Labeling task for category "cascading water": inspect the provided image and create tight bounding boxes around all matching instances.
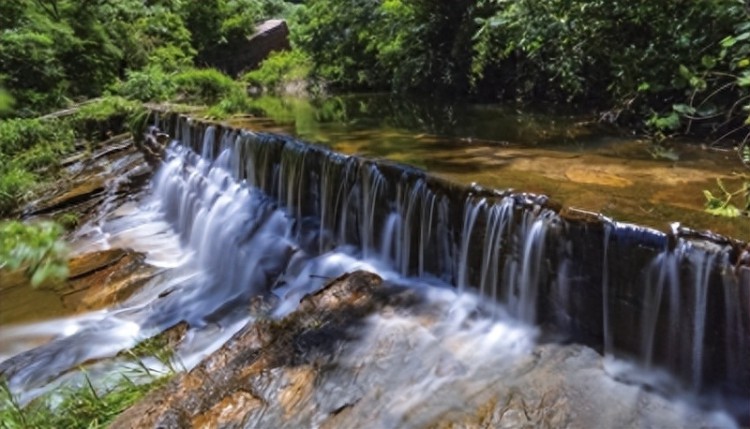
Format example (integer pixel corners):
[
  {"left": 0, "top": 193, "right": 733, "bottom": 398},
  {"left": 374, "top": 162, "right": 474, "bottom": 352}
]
[{"left": 1, "top": 116, "right": 748, "bottom": 424}]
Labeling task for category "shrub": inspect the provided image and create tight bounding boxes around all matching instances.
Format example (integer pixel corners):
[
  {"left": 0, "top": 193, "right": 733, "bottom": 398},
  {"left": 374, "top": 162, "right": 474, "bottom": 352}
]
[
  {"left": 0, "top": 119, "right": 74, "bottom": 160},
  {"left": 174, "top": 68, "right": 239, "bottom": 104},
  {"left": 70, "top": 96, "right": 148, "bottom": 139},
  {"left": 0, "top": 221, "right": 69, "bottom": 287},
  {"left": 115, "top": 66, "right": 177, "bottom": 102},
  {"left": 206, "top": 91, "right": 254, "bottom": 118},
  {"left": 242, "top": 50, "right": 312, "bottom": 92},
  {"left": 0, "top": 168, "right": 36, "bottom": 216},
  {"left": 0, "top": 88, "right": 14, "bottom": 116}
]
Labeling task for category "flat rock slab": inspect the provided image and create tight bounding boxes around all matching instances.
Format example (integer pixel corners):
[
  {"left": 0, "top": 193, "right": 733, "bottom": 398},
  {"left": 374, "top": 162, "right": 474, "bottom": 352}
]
[{"left": 62, "top": 249, "right": 158, "bottom": 312}]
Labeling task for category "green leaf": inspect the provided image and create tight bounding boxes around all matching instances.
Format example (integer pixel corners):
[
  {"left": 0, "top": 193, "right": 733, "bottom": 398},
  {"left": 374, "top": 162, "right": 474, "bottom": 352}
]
[
  {"left": 701, "top": 55, "right": 716, "bottom": 69},
  {"left": 689, "top": 76, "right": 707, "bottom": 91},
  {"left": 678, "top": 64, "right": 692, "bottom": 80},
  {"left": 721, "top": 36, "right": 737, "bottom": 48},
  {"left": 650, "top": 112, "right": 681, "bottom": 131},
  {"left": 738, "top": 72, "right": 750, "bottom": 87},
  {"left": 672, "top": 103, "right": 696, "bottom": 115},
  {"left": 705, "top": 204, "right": 741, "bottom": 217}
]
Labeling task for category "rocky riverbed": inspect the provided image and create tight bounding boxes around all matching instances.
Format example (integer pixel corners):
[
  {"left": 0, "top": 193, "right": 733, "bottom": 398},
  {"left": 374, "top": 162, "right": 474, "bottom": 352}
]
[{"left": 112, "top": 271, "right": 736, "bottom": 428}]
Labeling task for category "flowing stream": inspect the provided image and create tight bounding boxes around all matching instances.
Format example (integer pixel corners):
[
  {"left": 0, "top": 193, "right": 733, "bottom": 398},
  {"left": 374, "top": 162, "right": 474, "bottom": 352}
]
[{"left": 0, "top": 112, "right": 748, "bottom": 425}]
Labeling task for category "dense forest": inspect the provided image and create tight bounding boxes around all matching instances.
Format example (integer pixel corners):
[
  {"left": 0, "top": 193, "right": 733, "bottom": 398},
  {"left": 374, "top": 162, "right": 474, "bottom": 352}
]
[
  {"left": 2, "top": 0, "right": 750, "bottom": 281},
  {"left": 2, "top": 1, "right": 750, "bottom": 135}
]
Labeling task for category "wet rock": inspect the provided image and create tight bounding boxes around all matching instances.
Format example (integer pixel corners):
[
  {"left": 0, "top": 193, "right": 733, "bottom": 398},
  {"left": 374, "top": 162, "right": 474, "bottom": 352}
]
[
  {"left": 111, "top": 271, "right": 417, "bottom": 428},
  {"left": 0, "top": 249, "right": 159, "bottom": 326},
  {"left": 62, "top": 249, "right": 158, "bottom": 311},
  {"left": 24, "top": 137, "right": 151, "bottom": 221},
  {"left": 31, "top": 176, "right": 106, "bottom": 215},
  {"left": 68, "top": 248, "right": 128, "bottom": 278},
  {"left": 138, "top": 127, "right": 169, "bottom": 166},
  {"left": 112, "top": 271, "right": 733, "bottom": 429}
]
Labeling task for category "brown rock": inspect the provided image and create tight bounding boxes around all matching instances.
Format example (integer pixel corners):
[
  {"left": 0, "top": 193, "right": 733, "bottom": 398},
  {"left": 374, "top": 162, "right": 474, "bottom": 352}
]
[
  {"left": 111, "top": 271, "right": 407, "bottom": 429},
  {"left": 63, "top": 249, "right": 158, "bottom": 311},
  {"left": 203, "top": 19, "right": 291, "bottom": 76}
]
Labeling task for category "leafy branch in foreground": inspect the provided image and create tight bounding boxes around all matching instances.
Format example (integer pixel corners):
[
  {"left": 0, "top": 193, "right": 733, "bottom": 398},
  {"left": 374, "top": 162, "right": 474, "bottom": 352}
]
[
  {"left": 703, "top": 177, "right": 750, "bottom": 218},
  {"left": 0, "top": 221, "right": 69, "bottom": 287}
]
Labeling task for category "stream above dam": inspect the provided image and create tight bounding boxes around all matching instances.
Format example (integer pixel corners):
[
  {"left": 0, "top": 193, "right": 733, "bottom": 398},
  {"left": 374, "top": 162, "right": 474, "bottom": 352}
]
[{"left": 231, "top": 94, "right": 750, "bottom": 241}]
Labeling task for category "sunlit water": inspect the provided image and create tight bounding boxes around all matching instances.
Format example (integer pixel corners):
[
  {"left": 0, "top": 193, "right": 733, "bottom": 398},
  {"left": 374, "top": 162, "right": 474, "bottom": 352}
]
[{"left": 232, "top": 94, "right": 749, "bottom": 240}]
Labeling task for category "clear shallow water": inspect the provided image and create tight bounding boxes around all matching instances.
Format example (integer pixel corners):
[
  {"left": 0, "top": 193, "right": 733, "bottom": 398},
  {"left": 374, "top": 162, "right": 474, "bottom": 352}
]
[{"left": 231, "top": 94, "right": 749, "bottom": 241}]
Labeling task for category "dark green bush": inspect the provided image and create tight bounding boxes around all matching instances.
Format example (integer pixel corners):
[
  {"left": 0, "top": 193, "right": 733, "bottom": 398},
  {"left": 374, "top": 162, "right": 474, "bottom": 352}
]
[
  {"left": 242, "top": 50, "right": 312, "bottom": 92},
  {"left": 294, "top": 0, "right": 750, "bottom": 137},
  {"left": 0, "top": 119, "right": 74, "bottom": 160},
  {"left": 115, "top": 66, "right": 177, "bottom": 103},
  {"left": 174, "top": 68, "right": 240, "bottom": 104},
  {"left": 0, "top": 118, "right": 75, "bottom": 214},
  {"left": 70, "top": 96, "right": 148, "bottom": 140},
  {"left": 0, "top": 168, "right": 37, "bottom": 216}
]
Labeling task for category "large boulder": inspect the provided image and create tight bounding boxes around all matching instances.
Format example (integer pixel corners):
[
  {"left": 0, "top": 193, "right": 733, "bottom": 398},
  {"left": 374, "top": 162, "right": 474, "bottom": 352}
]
[{"left": 205, "top": 19, "right": 291, "bottom": 76}]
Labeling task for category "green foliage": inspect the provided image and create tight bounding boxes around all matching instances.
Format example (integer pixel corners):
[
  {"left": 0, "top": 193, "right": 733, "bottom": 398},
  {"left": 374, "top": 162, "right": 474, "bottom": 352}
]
[
  {"left": 703, "top": 178, "right": 750, "bottom": 217},
  {"left": 242, "top": 50, "right": 312, "bottom": 92},
  {"left": 0, "top": 221, "right": 69, "bottom": 287},
  {"left": 293, "top": 0, "right": 386, "bottom": 89},
  {"left": 115, "top": 66, "right": 177, "bottom": 102},
  {"left": 294, "top": 0, "right": 750, "bottom": 139},
  {"left": 70, "top": 96, "right": 148, "bottom": 140},
  {"left": 0, "top": 118, "right": 75, "bottom": 213},
  {"left": 0, "top": 27, "right": 68, "bottom": 115},
  {"left": 0, "top": 336, "right": 177, "bottom": 429},
  {"left": 0, "top": 118, "right": 74, "bottom": 160},
  {"left": 0, "top": 88, "right": 15, "bottom": 116},
  {"left": 174, "top": 68, "right": 240, "bottom": 104},
  {"left": 186, "top": 0, "right": 294, "bottom": 63},
  {"left": 73, "top": 97, "right": 143, "bottom": 124},
  {"left": 54, "top": 212, "right": 80, "bottom": 230},
  {"left": 206, "top": 91, "right": 254, "bottom": 118},
  {"left": 0, "top": 168, "right": 37, "bottom": 216}
]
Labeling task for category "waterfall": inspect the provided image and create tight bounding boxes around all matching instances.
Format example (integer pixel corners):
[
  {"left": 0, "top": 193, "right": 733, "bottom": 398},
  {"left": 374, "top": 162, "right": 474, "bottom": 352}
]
[
  {"left": 161, "top": 118, "right": 746, "bottom": 399},
  {"left": 133, "top": 117, "right": 750, "bottom": 404},
  {"left": 3, "top": 115, "right": 746, "bottom": 419}
]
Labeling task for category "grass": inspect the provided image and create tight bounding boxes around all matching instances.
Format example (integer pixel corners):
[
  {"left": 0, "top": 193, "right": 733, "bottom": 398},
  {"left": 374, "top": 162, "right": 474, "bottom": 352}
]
[{"left": 0, "top": 335, "right": 179, "bottom": 429}]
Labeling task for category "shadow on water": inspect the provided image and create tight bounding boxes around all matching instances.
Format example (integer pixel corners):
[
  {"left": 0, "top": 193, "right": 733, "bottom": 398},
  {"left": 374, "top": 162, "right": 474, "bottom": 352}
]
[{"left": 238, "top": 93, "right": 602, "bottom": 148}]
